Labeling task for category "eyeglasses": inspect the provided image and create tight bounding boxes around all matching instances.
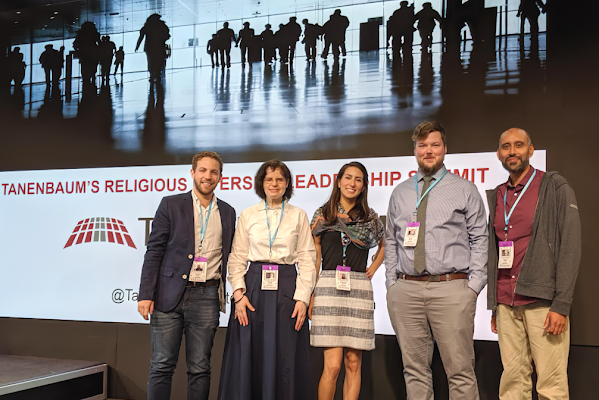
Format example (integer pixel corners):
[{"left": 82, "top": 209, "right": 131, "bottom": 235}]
[{"left": 264, "top": 177, "right": 286, "bottom": 185}]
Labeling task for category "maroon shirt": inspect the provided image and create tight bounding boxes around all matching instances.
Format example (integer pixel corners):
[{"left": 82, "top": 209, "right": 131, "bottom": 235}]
[{"left": 494, "top": 166, "right": 545, "bottom": 306}]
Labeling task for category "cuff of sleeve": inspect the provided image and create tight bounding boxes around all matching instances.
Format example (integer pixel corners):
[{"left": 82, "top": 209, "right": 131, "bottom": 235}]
[
  {"left": 293, "top": 291, "right": 311, "bottom": 305},
  {"left": 293, "top": 298, "right": 309, "bottom": 308},
  {"left": 468, "top": 279, "right": 484, "bottom": 295},
  {"left": 385, "top": 278, "right": 396, "bottom": 289},
  {"left": 550, "top": 300, "right": 571, "bottom": 316},
  {"left": 229, "top": 279, "right": 247, "bottom": 295}
]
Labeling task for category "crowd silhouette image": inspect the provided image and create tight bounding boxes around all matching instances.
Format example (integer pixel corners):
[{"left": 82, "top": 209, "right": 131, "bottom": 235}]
[
  {"left": 0, "top": 0, "right": 551, "bottom": 142},
  {"left": 3, "top": 2, "right": 542, "bottom": 92}
]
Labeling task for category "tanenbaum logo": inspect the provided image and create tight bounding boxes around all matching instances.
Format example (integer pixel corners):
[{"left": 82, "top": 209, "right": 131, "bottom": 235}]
[{"left": 64, "top": 217, "right": 136, "bottom": 249}]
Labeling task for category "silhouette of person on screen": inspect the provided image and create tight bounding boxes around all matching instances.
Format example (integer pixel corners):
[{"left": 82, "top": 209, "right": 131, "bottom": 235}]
[
  {"left": 99, "top": 35, "right": 116, "bottom": 83},
  {"left": 415, "top": 2, "right": 443, "bottom": 52},
  {"left": 322, "top": 9, "right": 349, "bottom": 58},
  {"left": 387, "top": 1, "right": 416, "bottom": 59},
  {"left": 113, "top": 46, "right": 125, "bottom": 75},
  {"left": 8, "top": 47, "right": 26, "bottom": 87},
  {"left": 39, "top": 44, "right": 64, "bottom": 86},
  {"left": 285, "top": 17, "right": 302, "bottom": 64},
  {"left": 261, "top": 24, "right": 276, "bottom": 64},
  {"left": 217, "top": 22, "right": 236, "bottom": 69},
  {"left": 238, "top": 22, "right": 255, "bottom": 67},
  {"left": 135, "top": 14, "right": 170, "bottom": 81},
  {"left": 275, "top": 24, "right": 288, "bottom": 63},
  {"left": 302, "top": 19, "right": 321, "bottom": 61},
  {"left": 518, "top": 0, "right": 546, "bottom": 36},
  {"left": 73, "top": 21, "right": 100, "bottom": 86},
  {"left": 207, "top": 34, "right": 219, "bottom": 68}
]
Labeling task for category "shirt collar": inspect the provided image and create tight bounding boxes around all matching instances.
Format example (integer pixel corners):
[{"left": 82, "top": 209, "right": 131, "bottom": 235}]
[
  {"left": 260, "top": 199, "right": 287, "bottom": 212},
  {"left": 506, "top": 166, "right": 535, "bottom": 189},
  {"left": 192, "top": 191, "right": 218, "bottom": 210},
  {"left": 417, "top": 164, "right": 447, "bottom": 182}
]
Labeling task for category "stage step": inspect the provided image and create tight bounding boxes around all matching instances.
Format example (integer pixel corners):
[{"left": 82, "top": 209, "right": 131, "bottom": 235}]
[{"left": 0, "top": 355, "right": 107, "bottom": 399}]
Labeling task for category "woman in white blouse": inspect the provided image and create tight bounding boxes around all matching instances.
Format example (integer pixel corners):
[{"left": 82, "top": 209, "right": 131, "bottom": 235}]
[{"left": 218, "top": 160, "right": 316, "bottom": 400}]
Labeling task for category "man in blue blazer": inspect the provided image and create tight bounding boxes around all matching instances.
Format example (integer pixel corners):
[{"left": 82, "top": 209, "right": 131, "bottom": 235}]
[{"left": 138, "top": 151, "right": 236, "bottom": 400}]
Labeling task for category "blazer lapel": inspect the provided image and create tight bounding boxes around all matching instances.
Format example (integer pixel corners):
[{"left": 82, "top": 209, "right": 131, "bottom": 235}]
[
  {"left": 217, "top": 199, "right": 229, "bottom": 240},
  {"left": 183, "top": 191, "right": 194, "bottom": 241}
]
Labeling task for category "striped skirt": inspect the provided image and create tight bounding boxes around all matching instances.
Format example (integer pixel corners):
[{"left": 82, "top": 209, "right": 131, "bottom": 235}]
[{"left": 310, "top": 270, "right": 375, "bottom": 351}]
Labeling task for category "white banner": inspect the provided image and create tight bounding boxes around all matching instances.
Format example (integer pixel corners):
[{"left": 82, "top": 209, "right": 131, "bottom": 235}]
[{"left": 0, "top": 151, "right": 546, "bottom": 340}]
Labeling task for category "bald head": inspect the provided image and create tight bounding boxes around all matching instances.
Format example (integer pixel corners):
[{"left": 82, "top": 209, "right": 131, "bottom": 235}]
[
  {"left": 499, "top": 128, "right": 531, "bottom": 147},
  {"left": 497, "top": 127, "right": 534, "bottom": 175}
]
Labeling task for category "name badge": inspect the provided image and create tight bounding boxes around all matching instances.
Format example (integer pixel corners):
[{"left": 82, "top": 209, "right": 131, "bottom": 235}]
[
  {"left": 336, "top": 266, "right": 351, "bottom": 291},
  {"left": 498, "top": 241, "right": 514, "bottom": 269},
  {"left": 403, "top": 222, "right": 420, "bottom": 247},
  {"left": 261, "top": 265, "right": 279, "bottom": 290},
  {"left": 190, "top": 256, "right": 208, "bottom": 282}
]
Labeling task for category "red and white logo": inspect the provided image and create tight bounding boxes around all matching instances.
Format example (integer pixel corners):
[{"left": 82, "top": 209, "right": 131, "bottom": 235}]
[{"left": 64, "top": 217, "right": 136, "bottom": 249}]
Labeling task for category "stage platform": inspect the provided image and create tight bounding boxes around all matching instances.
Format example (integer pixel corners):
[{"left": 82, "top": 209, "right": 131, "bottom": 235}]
[{"left": 0, "top": 355, "right": 107, "bottom": 399}]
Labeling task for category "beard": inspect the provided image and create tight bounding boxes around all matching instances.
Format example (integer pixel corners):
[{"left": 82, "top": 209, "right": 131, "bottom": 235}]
[
  {"left": 417, "top": 157, "right": 444, "bottom": 174},
  {"left": 194, "top": 178, "right": 216, "bottom": 196},
  {"left": 502, "top": 155, "right": 529, "bottom": 174}
]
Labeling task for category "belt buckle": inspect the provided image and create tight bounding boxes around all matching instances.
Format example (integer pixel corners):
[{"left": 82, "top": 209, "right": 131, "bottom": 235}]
[{"left": 427, "top": 275, "right": 440, "bottom": 282}]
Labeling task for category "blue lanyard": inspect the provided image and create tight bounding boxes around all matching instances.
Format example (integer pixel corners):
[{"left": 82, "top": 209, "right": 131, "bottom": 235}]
[
  {"left": 265, "top": 200, "right": 285, "bottom": 257},
  {"left": 503, "top": 169, "right": 536, "bottom": 234},
  {"left": 414, "top": 170, "right": 447, "bottom": 212},
  {"left": 198, "top": 196, "right": 214, "bottom": 250},
  {"left": 341, "top": 232, "right": 351, "bottom": 266}
]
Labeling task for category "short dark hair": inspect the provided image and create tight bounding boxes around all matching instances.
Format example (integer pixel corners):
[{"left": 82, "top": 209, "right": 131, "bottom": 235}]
[
  {"left": 412, "top": 121, "right": 447, "bottom": 147},
  {"left": 254, "top": 160, "right": 294, "bottom": 200},
  {"left": 191, "top": 151, "right": 223, "bottom": 173}
]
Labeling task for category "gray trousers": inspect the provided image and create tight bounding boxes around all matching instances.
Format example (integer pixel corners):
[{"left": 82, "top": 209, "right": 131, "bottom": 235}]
[{"left": 387, "top": 278, "right": 479, "bottom": 400}]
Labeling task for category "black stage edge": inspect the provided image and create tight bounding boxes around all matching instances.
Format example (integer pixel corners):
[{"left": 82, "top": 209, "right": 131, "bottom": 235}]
[
  {"left": 0, "top": 355, "right": 107, "bottom": 400},
  {"left": 1, "top": 319, "right": 598, "bottom": 399}
]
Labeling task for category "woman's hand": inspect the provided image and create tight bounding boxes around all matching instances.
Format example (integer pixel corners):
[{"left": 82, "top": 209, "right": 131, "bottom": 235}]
[
  {"left": 366, "top": 240, "right": 385, "bottom": 280},
  {"left": 291, "top": 300, "right": 307, "bottom": 331},
  {"left": 233, "top": 289, "right": 255, "bottom": 326},
  {"left": 365, "top": 264, "right": 379, "bottom": 279},
  {"left": 307, "top": 293, "right": 315, "bottom": 320}
]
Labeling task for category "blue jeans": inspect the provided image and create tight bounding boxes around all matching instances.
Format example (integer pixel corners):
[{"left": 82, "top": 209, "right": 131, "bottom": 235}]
[{"left": 148, "top": 285, "right": 220, "bottom": 400}]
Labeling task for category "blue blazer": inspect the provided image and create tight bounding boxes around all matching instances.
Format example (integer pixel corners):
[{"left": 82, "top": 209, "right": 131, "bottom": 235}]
[{"left": 138, "top": 191, "right": 236, "bottom": 313}]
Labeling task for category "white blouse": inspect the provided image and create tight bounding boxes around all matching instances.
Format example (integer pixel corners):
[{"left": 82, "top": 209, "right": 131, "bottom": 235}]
[{"left": 227, "top": 201, "right": 316, "bottom": 304}]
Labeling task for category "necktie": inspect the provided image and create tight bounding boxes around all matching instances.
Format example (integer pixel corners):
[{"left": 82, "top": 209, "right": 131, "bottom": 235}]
[{"left": 414, "top": 176, "right": 433, "bottom": 274}]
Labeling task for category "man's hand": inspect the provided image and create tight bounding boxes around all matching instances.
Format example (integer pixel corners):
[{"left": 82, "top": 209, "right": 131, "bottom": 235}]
[
  {"left": 291, "top": 301, "right": 307, "bottom": 331},
  {"left": 491, "top": 316, "right": 498, "bottom": 334},
  {"left": 544, "top": 311, "right": 567, "bottom": 335},
  {"left": 138, "top": 300, "right": 154, "bottom": 320}
]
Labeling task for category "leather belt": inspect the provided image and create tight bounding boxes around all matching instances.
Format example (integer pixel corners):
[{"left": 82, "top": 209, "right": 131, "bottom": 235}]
[
  {"left": 186, "top": 279, "right": 220, "bottom": 287},
  {"left": 398, "top": 272, "right": 468, "bottom": 282}
]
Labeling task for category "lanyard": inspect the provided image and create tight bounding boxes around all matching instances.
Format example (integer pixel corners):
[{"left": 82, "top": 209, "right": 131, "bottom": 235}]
[
  {"left": 414, "top": 170, "right": 447, "bottom": 212},
  {"left": 197, "top": 197, "right": 214, "bottom": 251},
  {"left": 503, "top": 169, "right": 536, "bottom": 236},
  {"left": 265, "top": 200, "right": 285, "bottom": 257},
  {"left": 341, "top": 232, "right": 351, "bottom": 266}
]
